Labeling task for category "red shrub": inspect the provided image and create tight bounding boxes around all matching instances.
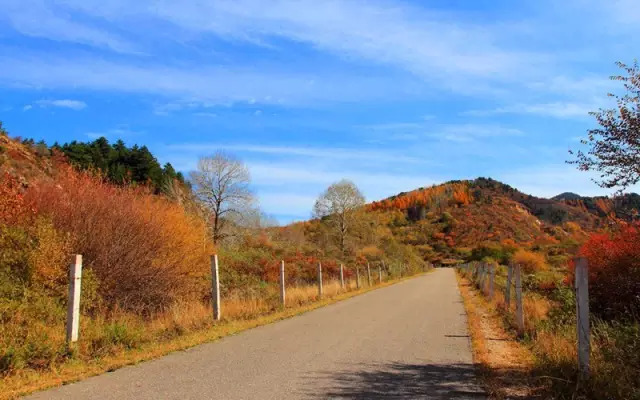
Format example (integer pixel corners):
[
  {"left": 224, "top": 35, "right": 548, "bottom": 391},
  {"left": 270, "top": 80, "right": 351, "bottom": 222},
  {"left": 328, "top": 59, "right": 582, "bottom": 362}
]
[{"left": 572, "top": 225, "right": 640, "bottom": 320}]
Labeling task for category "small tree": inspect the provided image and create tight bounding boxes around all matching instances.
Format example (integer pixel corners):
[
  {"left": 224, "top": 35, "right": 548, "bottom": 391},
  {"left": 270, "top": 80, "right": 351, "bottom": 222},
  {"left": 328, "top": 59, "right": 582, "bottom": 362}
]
[
  {"left": 569, "top": 61, "right": 640, "bottom": 190},
  {"left": 190, "top": 152, "right": 252, "bottom": 244},
  {"left": 313, "top": 179, "right": 365, "bottom": 255}
]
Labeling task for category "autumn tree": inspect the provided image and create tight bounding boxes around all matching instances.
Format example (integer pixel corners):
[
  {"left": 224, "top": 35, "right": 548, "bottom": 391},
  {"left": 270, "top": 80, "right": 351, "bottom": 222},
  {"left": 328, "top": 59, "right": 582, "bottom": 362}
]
[
  {"left": 313, "top": 179, "right": 365, "bottom": 255},
  {"left": 570, "top": 61, "right": 640, "bottom": 190},
  {"left": 190, "top": 152, "right": 253, "bottom": 244}
]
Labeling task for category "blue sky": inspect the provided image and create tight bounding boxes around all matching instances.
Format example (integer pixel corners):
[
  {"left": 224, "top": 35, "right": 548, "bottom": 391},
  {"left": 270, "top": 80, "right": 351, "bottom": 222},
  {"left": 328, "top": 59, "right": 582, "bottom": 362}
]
[{"left": 0, "top": 0, "right": 638, "bottom": 223}]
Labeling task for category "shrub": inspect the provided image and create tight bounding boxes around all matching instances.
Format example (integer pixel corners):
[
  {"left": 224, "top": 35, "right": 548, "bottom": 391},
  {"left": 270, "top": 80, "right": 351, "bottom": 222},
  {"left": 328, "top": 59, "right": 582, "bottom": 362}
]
[
  {"left": 25, "top": 166, "right": 214, "bottom": 312},
  {"left": 573, "top": 225, "right": 640, "bottom": 320},
  {"left": 512, "top": 249, "right": 548, "bottom": 274}
]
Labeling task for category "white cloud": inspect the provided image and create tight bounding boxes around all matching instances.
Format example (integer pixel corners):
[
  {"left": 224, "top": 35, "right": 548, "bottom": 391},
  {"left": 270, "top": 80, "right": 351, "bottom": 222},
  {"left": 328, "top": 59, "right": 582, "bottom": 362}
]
[
  {"left": 14, "top": 0, "right": 548, "bottom": 89},
  {"left": 364, "top": 120, "right": 524, "bottom": 142},
  {"left": 0, "top": 53, "right": 415, "bottom": 106},
  {"left": 463, "top": 102, "right": 601, "bottom": 119},
  {"left": 247, "top": 161, "right": 438, "bottom": 201},
  {"left": 167, "top": 143, "right": 423, "bottom": 164},
  {"left": 85, "top": 126, "right": 144, "bottom": 140},
  {"left": 256, "top": 192, "right": 318, "bottom": 219},
  {"left": 35, "top": 99, "right": 87, "bottom": 110},
  {"left": 22, "top": 104, "right": 32, "bottom": 111},
  {"left": 0, "top": 0, "right": 138, "bottom": 53}
]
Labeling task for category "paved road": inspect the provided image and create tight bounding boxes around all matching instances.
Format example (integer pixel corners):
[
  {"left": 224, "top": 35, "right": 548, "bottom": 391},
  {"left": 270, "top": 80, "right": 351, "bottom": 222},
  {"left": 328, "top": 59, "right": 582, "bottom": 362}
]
[{"left": 27, "top": 268, "right": 484, "bottom": 399}]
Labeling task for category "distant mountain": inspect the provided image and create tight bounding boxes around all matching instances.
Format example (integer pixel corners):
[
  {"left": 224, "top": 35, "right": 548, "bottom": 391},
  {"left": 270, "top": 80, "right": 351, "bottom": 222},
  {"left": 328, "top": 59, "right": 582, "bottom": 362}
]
[
  {"left": 552, "top": 192, "right": 582, "bottom": 201},
  {"left": 367, "top": 177, "right": 640, "bottom": 262}
]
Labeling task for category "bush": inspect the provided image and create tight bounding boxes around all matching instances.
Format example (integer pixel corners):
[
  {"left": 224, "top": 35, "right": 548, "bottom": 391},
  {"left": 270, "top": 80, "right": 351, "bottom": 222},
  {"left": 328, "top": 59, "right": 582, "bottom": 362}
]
[
  {"left": 512, "top": 249, "right": 548, "bottom": 274},
  {"left": 574, "top": 225, "right": 640, "bottom": 320},
  {"left": 25, "top": 167, "right": 214, "bottom": 312}
]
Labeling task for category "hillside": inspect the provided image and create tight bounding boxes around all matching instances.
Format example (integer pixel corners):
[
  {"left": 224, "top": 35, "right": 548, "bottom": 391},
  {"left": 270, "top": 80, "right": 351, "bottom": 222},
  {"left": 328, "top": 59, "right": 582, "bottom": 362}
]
[
  {"left": 366, "top": 177, "right": 640, "bottom": 265},
  {"left": 1, "top": 130, "right": 631, "bottom": 268}
]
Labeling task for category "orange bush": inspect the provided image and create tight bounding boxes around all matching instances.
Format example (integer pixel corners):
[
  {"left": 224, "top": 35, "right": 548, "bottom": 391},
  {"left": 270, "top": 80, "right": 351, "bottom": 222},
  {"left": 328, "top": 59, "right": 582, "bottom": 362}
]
[
  {"left": 512, "top": 249, "right": 548, "bottom": 273},
  {"left": 0, "top": 173, "right": 35, "bottom": 225},
  {"left": 25, "top": 166, "right": 213, "bottom": 312}
]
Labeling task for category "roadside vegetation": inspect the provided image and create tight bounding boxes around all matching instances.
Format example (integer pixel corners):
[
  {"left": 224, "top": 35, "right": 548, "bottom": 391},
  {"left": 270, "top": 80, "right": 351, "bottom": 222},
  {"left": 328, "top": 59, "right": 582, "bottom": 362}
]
[
  {"left": 0, "top": 60, "right": 639, "bottom": 399},
  {"left": 0, "top": 125, "right": 426, "bottom": 398}
]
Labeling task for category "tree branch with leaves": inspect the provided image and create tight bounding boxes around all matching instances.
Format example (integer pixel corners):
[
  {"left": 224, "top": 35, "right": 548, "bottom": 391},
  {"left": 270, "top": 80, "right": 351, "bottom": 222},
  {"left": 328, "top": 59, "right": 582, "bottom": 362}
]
[
  {"left": 569, "top": 61, "right": 640, "bottom": 190},
  {"left": 313, "top": 179, "right": 365, "bottom": 255}
]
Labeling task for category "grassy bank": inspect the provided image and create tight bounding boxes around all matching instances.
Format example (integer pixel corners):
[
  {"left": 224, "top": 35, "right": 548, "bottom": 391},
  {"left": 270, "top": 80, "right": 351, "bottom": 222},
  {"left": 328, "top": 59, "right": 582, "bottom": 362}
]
[{"left": 456, "top": 268, "right": 639, "bottom": 400}]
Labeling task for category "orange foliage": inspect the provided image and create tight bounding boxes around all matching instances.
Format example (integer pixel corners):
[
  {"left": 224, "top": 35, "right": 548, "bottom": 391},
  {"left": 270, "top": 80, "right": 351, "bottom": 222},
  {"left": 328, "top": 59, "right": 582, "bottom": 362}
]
[
  {"left": 451, "top": 186, "right": 471, "bottom": 206},
  {"left": 512, "top": 249, "right": 548, "bottom": 273},
  {"left": 0, "top": 173, "right": 35, "bottom": 225},
  {"left": 368, "top": 182, "right": 472, "bottom": 212},
  {"left": 25, "top": 166, "right": 214, "bottom": 312}
]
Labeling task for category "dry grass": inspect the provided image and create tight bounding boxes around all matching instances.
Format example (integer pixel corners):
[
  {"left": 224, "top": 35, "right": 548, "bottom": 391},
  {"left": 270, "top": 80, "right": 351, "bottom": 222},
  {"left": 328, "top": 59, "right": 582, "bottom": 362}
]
[
  {"left": 457, "top": 267, "right": 640, "bottom": 400},
  {"left": 456, "top": 271, "right": 541, "bottom": 399},
  {"left": 0, "top": 274, "right": 420, "bottom": 400}
]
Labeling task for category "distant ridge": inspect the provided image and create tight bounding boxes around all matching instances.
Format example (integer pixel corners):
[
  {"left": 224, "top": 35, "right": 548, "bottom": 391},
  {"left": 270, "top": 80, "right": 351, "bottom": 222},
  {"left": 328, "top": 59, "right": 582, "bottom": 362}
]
[{"left": 552, "top": 192, "right": 582, "bottom": 201}]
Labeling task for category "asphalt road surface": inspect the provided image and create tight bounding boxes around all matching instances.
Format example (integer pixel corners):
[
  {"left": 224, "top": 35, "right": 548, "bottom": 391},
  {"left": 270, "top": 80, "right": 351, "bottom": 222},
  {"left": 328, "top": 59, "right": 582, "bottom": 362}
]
[{"left": 27, "top": 268, "right": 485, "bottom": 399}]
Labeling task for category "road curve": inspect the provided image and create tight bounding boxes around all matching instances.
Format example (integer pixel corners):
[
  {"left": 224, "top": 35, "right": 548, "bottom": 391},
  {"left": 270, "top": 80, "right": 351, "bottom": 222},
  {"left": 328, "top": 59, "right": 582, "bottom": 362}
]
[{"left": 26, "top": 268, "right": 484, "bottom": 399}]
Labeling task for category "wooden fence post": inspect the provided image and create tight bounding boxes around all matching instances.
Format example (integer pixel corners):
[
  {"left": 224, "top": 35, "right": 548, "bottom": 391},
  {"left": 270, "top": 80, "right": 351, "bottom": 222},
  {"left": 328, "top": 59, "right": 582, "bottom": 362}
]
[
  {"left": 505, "top": 263, "right": 513, "bottom": 309},
  {"left": 280, "top": 260, "right": 286, "bottom": 306},
  {"left": 515, "top": 264, "right": 524, "bottom": 336},
  {"left": 356, "top": 267, "right": 361, "bottom": 289},
  {"left": 317, "top": 262, "right": 323, "bottom": 297},
  {"left": 66, "top": 254, "right": 82, "bottom": 346},
  {"left": 575, "top": 257, "right": 590, "bottom": 379},
  {"left": 367, "top": 262, "right": 372, "bottom": 286},
  {"left": 211, "top": 255, "right": 221, "bottom": 321},
  {"left": 489, "top": 264, "right": 495, "bottom": 300},
  {"left": 339, "top": 263, "right": 345, "bottom": 289}
]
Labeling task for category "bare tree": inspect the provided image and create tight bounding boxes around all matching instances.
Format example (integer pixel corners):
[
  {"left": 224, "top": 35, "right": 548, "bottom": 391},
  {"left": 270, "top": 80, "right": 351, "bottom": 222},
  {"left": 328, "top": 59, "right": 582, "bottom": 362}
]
[
  {"left": 313, "top": 179, "right": 365, "bottom": 254},
  {"left": 190, "top": 152, "right": 253, "bottom": 244},
  {"left": 569, "top": 61, "right": 640, "bottom": 190}
]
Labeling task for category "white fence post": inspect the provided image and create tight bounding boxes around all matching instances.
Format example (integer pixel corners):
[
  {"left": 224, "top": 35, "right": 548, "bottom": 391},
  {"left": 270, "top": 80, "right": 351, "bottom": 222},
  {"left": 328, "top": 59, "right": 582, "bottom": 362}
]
[
  {"left": 515, "top": 264, "right": 524, "bottom": 336},
  {"left": 575, "top": 257, "right": 590, "bottom": 379},
  {"left": 506, "top": 263, "right": 513, "bottom": 309},
  {"left": 317, "top": 262, "right": 323, "bottom": 297},
  {"left": 66, "top": 254, "right": 82, "bottom": 346},
  {"left": 378, "top": 264, "right": 382, "bottom": 283},
  {"left": 367, "top": 262, "right": 372, "bottom": 286},
  {"left": 340, "top": 263, "right": 345, "bottom": 289},
  {"left": 211, "top": 255, "right": 221, "bottom": 321},
  {"left": 280, "top": 260, "right": 286, "bottom": 306}
]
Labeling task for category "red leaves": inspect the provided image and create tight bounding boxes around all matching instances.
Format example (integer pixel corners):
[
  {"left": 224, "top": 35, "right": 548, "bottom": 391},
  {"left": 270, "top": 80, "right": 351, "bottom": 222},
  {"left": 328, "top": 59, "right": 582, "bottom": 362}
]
[{"left": 572, "top": 224, "right": 640, "bottom": 320}]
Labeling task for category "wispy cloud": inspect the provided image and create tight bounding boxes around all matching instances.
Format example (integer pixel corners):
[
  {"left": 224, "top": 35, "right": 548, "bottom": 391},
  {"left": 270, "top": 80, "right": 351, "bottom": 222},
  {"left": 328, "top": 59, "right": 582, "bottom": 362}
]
[
  {"left": 462, "top": 102, "right": 599, "bottom": 119},
  {"left": 1, "top": 0, "right": 138, "bottom": 54},
  {"left": 363, "top": 120, "right": 524, "bottom": 142},
  {"left": 167, "top": 143, "right": 423, "bottom": 164},
  {"left": 0, "top": 53, "right": 416, "bottom": 106},
  {"left": 34, "top": 99, "right": 87, "bottom": 110},
  {"left": 2, "top": 0, "right": 550, "bottom": 95},
  {"left": 85, "top": 126, "right": 144, "bottom": 140}
]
